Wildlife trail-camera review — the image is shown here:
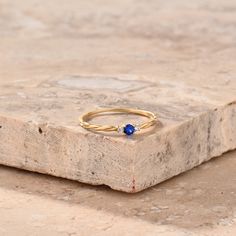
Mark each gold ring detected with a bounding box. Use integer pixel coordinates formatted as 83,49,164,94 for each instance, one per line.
79,108,158,135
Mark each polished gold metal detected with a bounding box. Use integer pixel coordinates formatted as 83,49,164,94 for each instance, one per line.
79,108,158,134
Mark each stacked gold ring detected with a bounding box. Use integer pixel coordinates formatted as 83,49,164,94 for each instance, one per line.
79,108,158,135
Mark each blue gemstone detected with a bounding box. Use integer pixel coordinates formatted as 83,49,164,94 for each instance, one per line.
123,124,135,135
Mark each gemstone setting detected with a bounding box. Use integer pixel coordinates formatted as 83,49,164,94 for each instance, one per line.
123,124,136,135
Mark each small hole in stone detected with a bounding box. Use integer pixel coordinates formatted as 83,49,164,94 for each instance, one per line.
0,125,2,129
38,127,43,134
91,172,95,175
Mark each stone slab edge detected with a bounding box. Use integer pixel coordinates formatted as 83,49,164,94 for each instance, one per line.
0,101,235,193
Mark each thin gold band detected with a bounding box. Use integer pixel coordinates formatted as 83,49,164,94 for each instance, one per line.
79,108,158,135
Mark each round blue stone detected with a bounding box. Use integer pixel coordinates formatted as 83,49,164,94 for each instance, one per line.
123,124,135,135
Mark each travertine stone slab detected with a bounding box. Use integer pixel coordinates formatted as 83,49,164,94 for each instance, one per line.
1,150,236,235
0,0,236,192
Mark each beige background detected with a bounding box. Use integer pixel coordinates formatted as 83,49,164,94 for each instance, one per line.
0,150,236,235
0,0,236,234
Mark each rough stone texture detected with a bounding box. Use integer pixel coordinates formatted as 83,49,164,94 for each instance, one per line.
0,150,236,235
0,0,236,192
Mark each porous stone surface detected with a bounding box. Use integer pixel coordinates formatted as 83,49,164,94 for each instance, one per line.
0,0,236,192
0,150,236,235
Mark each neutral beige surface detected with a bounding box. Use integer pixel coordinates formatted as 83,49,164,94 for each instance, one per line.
1,1,236,234
0,0,236,192
0,150,236,236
